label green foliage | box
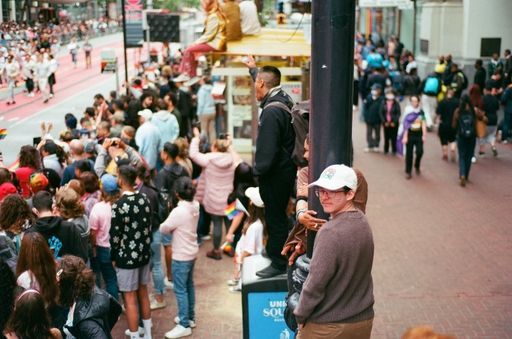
[152,0,201,11]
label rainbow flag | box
[224,201,241,220]
[0,129,6,140]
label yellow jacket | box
[195,10,227,51]
[221,1,242,41]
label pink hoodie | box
[189,138,234,216]
[160,200,200,261]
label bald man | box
[60,139,94,185]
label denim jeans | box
[151,230,166,295]
[172,259,196,328]
[95,246,119,300]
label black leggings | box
[405,134,424,174]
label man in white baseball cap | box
[294,164,374,339]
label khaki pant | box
[199,113,216,142]
[297,318,373,339]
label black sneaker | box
[256,265,285,279]
[492,147,498,157]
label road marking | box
[8,117,19,121]
[9,74,118,130]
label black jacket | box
[378,100,401,125]
[254,88,296,177]
[474,68,487,92]
[364,95,384,124]
[29,216,88,261]
[155,163,188,209]
[402,74,421,96]
[67,288,122,339]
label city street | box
[0,33,128,165]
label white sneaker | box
[227,279,239,286]
[165,325,192,338]
[124,327,145,337]
[164,278,174,289]
[150,296,166,310]
[229,285,241,293]
[363,147,370,153]
[471,156,477,164]
[174,316,196,328]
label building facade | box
[358,0,512,77]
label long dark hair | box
[18,145,41,170]
[243,203,267,244]
[4,290,54,339]
[458,94,475,115]
[229,162,256,202]
[16,232,58,306]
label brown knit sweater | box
[294,210,374,324]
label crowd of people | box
[0,17,120,105]
[355,33,512,186]
[0,1,508,338]
[0,2,276,338]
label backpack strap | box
[264,101,293,122]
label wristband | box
[296,209,307,220]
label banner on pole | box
[125,0,144,47]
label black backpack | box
[458,113,475,138]
[264,100,310,168]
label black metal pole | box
[413,0,417,55]
[307,0,356,258]
[121,0,129,95]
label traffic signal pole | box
[121,0,129,95]
[307,1,356,257]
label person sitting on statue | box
[179,0,227,77]
[294,165,374,339]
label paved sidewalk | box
[352,110,512,338]
[111,242,243,339]
[111,110,512,339]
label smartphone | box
[33,137,42,147]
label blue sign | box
[248,292,295,339]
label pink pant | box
[179,43,215,77]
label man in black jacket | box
[29,191,88,261]
[247,62,296,278]
[173,74,194,138]
[474,59,487,93]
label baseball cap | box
[138,109,153,122]
[308,165,358,191]
[245,187,264,208]
[100,174,119,194]
[30,172,49,193]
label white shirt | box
[239,1,261,35]
[36,60,51,80]
[49,58,58,74]
[235,219,264,257]
[5,61,20,79]
[23,59,36,79]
